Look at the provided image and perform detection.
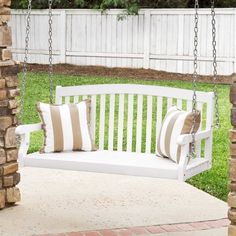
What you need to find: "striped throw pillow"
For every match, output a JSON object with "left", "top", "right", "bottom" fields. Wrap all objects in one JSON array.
[
  {"left": 37, "top": 100, "right": 96, "bottom": 153},
  {"left": 156, "top": 106, "right": 201, "bottom": 163}
]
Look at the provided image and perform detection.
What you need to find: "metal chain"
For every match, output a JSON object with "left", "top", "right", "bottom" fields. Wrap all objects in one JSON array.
[
  {"left": 48, "top": 0, "right": 53, "bottom": 104},
  {"left": 19, "top": 0, "right": 32, "bottom": 124},
  {"left": 211, "top": 0, "right": 220, "bottom": 128},
  {"left": 191, "top": 0, "right": 199, "bottom": 158}
]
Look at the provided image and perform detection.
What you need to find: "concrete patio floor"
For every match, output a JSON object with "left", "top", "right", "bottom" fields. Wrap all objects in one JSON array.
[{"left": 0, "top": 167, "right": 228, "bottom": 236}]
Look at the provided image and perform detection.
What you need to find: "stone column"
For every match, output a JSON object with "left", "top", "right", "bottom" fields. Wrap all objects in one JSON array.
[
  {"left": 229, "top": 75, "right": 236, "bottom": 235},
  {"left": 0, "top": 0, "right": 21, "bottom": 209}
]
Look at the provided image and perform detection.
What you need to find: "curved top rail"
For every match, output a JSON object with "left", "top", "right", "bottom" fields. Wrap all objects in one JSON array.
[{"left": 56, "top": 84, "right": 214, "bottom": 102}]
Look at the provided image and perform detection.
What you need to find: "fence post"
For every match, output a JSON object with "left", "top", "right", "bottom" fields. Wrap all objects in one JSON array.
[
  {"left": 143, "top": 10, "right": 151, "bottom": 69},
  {"left": 234, "top": 8, "right": 236, "bottom": 73},
  {"left": 60, "top": 9, "right": 66, "bottom": 64},
  {"left": 177, "top": 14, "right": 184, "bottom": 73}
]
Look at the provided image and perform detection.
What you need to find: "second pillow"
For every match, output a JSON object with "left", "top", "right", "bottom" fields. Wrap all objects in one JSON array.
[{"left": 156, "top": 106, "right": 201, "bottom": 163}]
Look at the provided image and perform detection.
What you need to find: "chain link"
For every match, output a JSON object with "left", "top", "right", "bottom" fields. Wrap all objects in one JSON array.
[
  {"left": 48, "top": 0, "right": 53, "bottom": 104},
  {"left": 211, "top": 0, "right": 220, "bottom": 128},
  {"left": 191, "top": 0, "right": 199, "bottom": 158},
  {"left": 19, "top": 0, "right": 32, "bottom": 124}
]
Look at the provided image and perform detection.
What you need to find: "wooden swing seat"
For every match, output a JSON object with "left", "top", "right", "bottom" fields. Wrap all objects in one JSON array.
[{"left": 16, "top": 84, "right": 214, "bottom": 181}]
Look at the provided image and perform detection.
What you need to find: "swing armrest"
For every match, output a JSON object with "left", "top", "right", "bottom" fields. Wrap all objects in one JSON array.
[
  {"left": 177, "top": 130, "right": 212, "bottom": 145},
  {"left": 16, "top": 123, "right": 43, "bottom": 167},
  {"left": 176, "top": 129, "right": 212, "bottom": 181},
  {"left": 15, "top": 123, "right": 43, "bottom": 135}
]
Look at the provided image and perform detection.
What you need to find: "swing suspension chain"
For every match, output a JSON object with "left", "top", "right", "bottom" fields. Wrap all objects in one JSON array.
[
  {"left": 48, "top": 0, "right": 53, "bottom": 104},
  {"left": 191, "top": 0, "right": 199, "bottom": 157},
  {"left": 211, "top": 0, "right": 220, "bottom": 128},
  {"left": 19, "top": 0, "right": 32, "bottom": 124},
  {"left": 20, "top": 0, "right": 54, "bottom": 122}
]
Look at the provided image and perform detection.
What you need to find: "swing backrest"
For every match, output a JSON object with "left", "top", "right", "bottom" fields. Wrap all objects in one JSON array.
[{"left": 55, "top": 84, "right": 214, "bottom": 154}]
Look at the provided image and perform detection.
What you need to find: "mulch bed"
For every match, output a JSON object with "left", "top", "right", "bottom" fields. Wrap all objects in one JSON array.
[{"left": 27, "top": 63, "right": 235, "bottom": 85}]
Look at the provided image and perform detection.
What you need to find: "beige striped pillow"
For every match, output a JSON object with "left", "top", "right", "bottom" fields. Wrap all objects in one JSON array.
[
  {"left": 156, "top": 106, "right": 201, "bottom": 163},
  {"left": 37, "top": 100, "right": 96, "bottom": 153}
]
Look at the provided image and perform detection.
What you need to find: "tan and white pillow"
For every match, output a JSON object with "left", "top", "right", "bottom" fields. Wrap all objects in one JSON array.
[
  {"left": 37, "top": 100, "right": 96, "bottom": 153},
  {"left": 156, "top": 106, "right": 201, "bottom": 163}
]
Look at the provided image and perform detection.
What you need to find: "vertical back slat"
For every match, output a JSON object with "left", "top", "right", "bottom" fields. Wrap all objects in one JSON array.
[
  {"left": 91, "top": 95, "right": 97, "bottom": 140},
  {"left": 65, "top": 96, "right": 70, "bottom": 104},
  {"left": 206, "top": 96, "right": 214, "bottom": 129},
  {"left": 99, "top": 95, "right": 106, "bottom": 150},
  {"left": 155, "top": 97, "right": 163, "bottom": 152},
  {"left": 83, "top": 95, "right": 88, "bottom": 100},
  {"left": 167, "top": 97, "right": 172, "bottom": 109},
  {"left": 108, "top": 94, "right": 115, "bottom": 151},
  {"left": 117, "top": 94, "right": 125, "bottom": 151},
  {"left": 145, "top": 95, "right": 153, "bottom": 153},
  {"left": 55, "top": 86, "right": 62, "bottom": 104},
  {"left": 196, "top": 102, "right": 203, "bottom": 158},
  {"left": 127, "top": 94, "right": 134, "bottom": 152},
  {"left": 187, "top": 100, "right": 192, "bottom": 111},
  {"left": 204, "top": 94, "right": 214, "bottom": 162},
  {"left": 177, "top": 99, "right": 182, "bottom": 109},
  {"left": 136, "top": 95, "right": 143, "bottom": 153},
  {"left": 197, "top": 102, "right": 203, "bottom": 130},
  {"left": 73, "top": 96, "right": 79, "bottom": 104}
]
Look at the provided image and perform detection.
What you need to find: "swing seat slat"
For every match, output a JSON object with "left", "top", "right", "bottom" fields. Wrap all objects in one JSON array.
[{"left": 21, "top": 150, "right": 209, "bottom": 180}]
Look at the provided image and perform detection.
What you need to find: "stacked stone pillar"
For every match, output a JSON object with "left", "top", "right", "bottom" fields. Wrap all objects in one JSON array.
[
  {"left": 229, "top": 75, "right": 236, "bottom": 235},
  {"left": 0, "top": 0, "right": 20, "bottom": 209}
]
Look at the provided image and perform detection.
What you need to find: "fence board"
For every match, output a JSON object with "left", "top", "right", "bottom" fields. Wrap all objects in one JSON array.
[{"left": 11, "top": 8, "right": 235, "bottom": 75}]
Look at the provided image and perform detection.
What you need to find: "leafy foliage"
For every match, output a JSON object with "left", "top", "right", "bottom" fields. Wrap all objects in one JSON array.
[{"left": 12, "top": 0, "right": 236, "bottom": 12}]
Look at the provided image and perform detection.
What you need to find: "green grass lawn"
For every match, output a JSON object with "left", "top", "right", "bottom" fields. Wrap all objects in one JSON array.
[{"left": 20, "top": 72, "right": 230, "bottom": 201}]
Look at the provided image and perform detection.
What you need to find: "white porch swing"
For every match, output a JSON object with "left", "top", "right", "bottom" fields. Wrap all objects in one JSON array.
[{"left": 16, "top": 0, "right": 219, "bottom": 181}]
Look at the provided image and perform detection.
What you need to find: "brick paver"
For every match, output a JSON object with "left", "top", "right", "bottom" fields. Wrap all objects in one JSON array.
[
  {"left": 39, "top": 218, "right": 229, "bottom": 236},
  {"left": 114, "top": 229, "right": 134, "bottom": 236},
  {"left": 174, "top": 223, "right": 195, "bottom": 231},
  {"left": 98, "top": 229, "right": 117, "bottom": 236},
  {"left": 190, "top": 221, "right": 212, "bottom": 230},
  {"left": 160, "top": 224, "right": 181, "bottom": 232},
  {"left": 145, "top": 226, "right": 166, "bottom": 234},
  {"left": 67, "top": 233, "right": 84, "bottom": 236},
  {"left": 129, "top": 227, "right": 149, "bottom": 235},
  {"left": 83, "top": 231, "right": 101, "bottom": 236}
]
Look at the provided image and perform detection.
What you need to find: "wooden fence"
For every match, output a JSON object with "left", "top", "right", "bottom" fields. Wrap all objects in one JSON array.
[{"left": 10, "top": 8, "right": 236, "bottom": 75}]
